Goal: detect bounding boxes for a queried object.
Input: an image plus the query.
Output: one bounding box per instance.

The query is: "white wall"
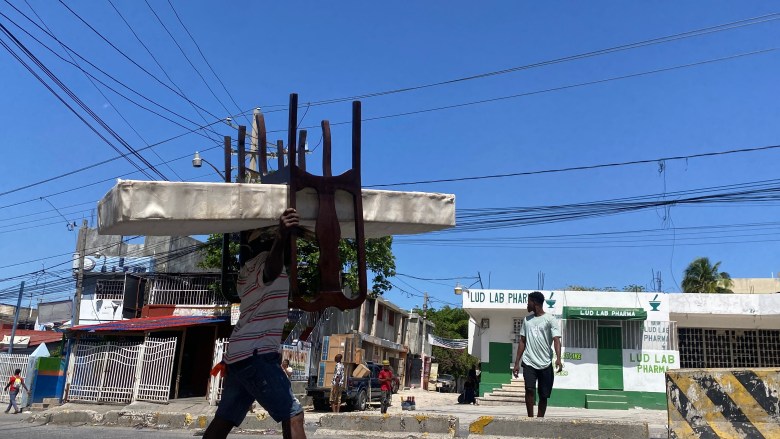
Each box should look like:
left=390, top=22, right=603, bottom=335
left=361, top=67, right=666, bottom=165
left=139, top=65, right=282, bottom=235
left=78, top=295, right=123, bottom=325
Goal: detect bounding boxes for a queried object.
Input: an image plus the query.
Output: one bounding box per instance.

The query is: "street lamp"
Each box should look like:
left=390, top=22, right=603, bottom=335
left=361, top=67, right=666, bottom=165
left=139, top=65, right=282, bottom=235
left=192, top=151, right=226, bottom=180
left=454, top=282, right=465, bottom=295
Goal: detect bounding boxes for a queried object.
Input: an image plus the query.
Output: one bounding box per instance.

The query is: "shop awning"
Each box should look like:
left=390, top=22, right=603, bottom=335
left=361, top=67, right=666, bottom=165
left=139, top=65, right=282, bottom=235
left=562, top=306, right=647, bottom=321
left=68, top=315, right=228, bottom=333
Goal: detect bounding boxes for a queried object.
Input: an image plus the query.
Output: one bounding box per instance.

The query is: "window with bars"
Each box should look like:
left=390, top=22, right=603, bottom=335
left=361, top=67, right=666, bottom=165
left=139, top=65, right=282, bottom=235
left=678, top=328, right=780, bottom=368
left=561, top=319, right=597, bottom=348
left=95, top=279, right=125, bottom=301
left=512, top=318, right=524, bottom=343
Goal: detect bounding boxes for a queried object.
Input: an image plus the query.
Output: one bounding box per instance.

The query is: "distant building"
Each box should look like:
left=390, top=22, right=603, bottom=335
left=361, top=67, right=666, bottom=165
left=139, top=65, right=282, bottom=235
left=463, top=289, right=780, bottom=410
left=73, top=227, right=220, bottom=325
left=730, top=277, right=780, bottom=294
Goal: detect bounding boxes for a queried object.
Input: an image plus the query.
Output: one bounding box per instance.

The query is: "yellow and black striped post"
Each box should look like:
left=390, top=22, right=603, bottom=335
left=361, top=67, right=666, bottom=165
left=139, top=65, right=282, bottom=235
left=666, top=368, right=780, bottom=438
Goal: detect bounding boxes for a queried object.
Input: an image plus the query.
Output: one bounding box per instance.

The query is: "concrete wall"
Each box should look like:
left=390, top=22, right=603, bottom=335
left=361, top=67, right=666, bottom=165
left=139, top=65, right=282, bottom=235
left=731, top=277, right=780, bottom=294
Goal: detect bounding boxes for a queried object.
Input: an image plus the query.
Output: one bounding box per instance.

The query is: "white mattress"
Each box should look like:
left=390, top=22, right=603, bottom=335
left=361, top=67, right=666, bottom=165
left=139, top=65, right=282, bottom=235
left=98, top=180, right=455, bottom=238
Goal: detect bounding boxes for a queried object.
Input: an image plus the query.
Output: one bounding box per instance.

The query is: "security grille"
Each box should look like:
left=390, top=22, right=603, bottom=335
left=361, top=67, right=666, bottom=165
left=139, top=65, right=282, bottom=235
left=678, top=328, right=780, bottom=368
left=0, top=354, right=30, bottom=405
left=95, top=279, right=125, bottom=301
left=147, top=274, right=224, bottom=305
left=561, top=319, right=597, bottom=348
left=67, top=337, right=177, bottom=404
left=512, top=318, right=524, bottom=343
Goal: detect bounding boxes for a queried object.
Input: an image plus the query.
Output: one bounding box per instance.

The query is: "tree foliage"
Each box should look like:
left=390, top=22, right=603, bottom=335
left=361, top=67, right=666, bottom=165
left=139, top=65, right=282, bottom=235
left=424, top=306, right=478, bottom=378
left=682, top=257, right=734, bottom=294
left=567, top=285, right=618, bottom=292
left=197, top=233, right=396, bottom=300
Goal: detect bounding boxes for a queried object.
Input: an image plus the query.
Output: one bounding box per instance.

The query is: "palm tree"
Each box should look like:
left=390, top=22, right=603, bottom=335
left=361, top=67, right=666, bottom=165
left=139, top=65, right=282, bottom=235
left=682, top=257, right=734, bottom=294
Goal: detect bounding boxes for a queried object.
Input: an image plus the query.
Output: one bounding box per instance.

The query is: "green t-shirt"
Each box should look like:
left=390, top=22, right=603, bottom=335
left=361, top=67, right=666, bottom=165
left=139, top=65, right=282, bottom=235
left=521, top=312, right=561, bottom=370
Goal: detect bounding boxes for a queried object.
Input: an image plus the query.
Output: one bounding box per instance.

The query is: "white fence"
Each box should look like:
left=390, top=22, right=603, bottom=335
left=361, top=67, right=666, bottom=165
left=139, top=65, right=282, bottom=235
left=67, top=337, right=177, bottom=404
left=0, top=354, right=30, bottom=406
left=208, top=338, right=227, bottom=406
left=207, top=339, right=312, bottom=405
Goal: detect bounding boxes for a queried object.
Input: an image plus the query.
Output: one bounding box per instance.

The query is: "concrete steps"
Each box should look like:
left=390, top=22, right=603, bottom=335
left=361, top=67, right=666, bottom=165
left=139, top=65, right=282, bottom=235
left=30, top=398, right=62, bottom=412
left=585, top=393, right=629, bottom=410
left=477, top=378, right=526, bottom=405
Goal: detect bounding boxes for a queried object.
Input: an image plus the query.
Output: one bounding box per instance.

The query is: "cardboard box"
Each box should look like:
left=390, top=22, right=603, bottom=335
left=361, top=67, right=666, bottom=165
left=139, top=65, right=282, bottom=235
left=316, top=361, right=338, bottom=387
left=352, top=363, right=370, bottom=378
left=353, top=348, right=364, bottom=365
left=322, top=334, right=360, bottom=363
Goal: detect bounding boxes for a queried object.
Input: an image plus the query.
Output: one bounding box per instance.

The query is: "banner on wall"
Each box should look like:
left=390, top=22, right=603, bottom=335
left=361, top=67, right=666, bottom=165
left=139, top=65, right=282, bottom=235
left=552, top=348, right=599, bottom=390
left=282, top=341, right=312, bottom=381
left=623, top=349, right=679, bottom=392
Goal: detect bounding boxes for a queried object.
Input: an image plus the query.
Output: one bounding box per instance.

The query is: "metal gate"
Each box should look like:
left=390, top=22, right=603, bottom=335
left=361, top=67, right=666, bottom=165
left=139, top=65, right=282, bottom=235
left=135, top=338, right=177, bottom=402
left=208, top=338, right=228, bottom=405
left=68, top=337, right=177, bottom=404
left=0, top=354, right=30, bottom=404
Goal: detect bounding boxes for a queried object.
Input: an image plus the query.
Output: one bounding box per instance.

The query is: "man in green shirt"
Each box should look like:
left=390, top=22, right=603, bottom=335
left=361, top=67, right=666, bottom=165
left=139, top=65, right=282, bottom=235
left=513, top=291, right=562, bottom=418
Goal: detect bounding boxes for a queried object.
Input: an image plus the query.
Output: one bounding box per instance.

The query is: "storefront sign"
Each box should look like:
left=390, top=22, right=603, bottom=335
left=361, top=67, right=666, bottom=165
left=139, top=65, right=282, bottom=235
left=282, top=341, right=312, bottom=381
left=563, top=307, right=647, bottom=321
left=623, top=349, right=679, bottom=392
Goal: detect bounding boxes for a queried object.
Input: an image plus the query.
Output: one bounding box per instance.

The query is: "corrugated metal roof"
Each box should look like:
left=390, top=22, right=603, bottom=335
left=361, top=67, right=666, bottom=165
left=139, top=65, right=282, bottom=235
left=0, top=329, right=63, bottom=346
left=69, top=315, right=227, bottom=333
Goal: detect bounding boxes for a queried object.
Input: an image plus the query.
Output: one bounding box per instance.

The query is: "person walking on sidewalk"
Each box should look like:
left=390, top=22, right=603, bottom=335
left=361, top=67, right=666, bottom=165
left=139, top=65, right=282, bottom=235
left=204, top=209, right=306, bottom=439
left=4, top=369, right=28, bottom=414
left=513, top=291, right=562, bottom=418
left=378, top=360, right=394, bottom=414
left=330, top=354, right=345, bottom=413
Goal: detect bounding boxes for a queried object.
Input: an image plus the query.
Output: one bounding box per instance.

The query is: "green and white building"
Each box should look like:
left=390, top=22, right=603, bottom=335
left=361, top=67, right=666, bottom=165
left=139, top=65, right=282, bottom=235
left=463, top=289, right=780, bottom=409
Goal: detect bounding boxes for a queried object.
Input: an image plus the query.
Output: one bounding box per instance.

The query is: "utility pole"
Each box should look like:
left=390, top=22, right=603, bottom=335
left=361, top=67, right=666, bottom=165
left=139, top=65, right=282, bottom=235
left=73, top=219, right=88, bottom=327
left=9, top=281, right=25, bottom=355
left=420, top=291, right=429, bottom=389
left=221, top=136, right=232, bottom=300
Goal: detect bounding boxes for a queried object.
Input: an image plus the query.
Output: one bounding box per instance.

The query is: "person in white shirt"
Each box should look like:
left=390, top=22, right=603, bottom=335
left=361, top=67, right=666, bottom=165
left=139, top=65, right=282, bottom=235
left=330, top=354, right=345, bottom=412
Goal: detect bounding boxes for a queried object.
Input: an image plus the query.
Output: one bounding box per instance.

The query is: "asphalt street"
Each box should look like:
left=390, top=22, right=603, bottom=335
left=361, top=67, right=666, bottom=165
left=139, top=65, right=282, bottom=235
left=0, top=416, right=327, bottom=439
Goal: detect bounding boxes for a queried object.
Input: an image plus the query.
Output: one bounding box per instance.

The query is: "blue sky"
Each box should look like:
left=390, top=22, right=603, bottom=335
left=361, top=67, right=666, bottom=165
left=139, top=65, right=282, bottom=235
left=1, top=1, right=779, bottom=311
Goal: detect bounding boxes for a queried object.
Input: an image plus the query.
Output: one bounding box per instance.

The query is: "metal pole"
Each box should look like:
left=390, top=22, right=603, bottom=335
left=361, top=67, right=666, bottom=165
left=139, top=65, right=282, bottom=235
left=8, top=281, right=25, bottom=354
left=221, top=136, right=232, bottom=299
left=73, top=219, right=88, bottom=326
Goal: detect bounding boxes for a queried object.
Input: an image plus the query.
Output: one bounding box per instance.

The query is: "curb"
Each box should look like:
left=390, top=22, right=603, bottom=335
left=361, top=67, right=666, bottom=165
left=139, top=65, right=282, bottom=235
left=468, top=415, right=649, bottom=439
left=29, top=409, right=282, bottom=431
left=317, top=413, right=458, bottom=438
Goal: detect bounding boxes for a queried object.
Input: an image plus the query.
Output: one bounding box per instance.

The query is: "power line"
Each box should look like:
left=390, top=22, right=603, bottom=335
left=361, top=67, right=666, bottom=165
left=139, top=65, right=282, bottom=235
left=143, top=0, right=236, bottom=124
left=369, top=140, right=780, bottom=188
left=57, top=0, right=223, bottom=123
left=300, top=13, right=780, bottom=109
left=165, top=0, right=248, bottom=125
left=0, top=22, right=163, bottom=180
left=105, top=0, right=222, bottom=146
left=0, top=5, right=229, bottom=143
left=22, top=0, right=185, bottom=182
left=235, top=12, right=780, bottom=134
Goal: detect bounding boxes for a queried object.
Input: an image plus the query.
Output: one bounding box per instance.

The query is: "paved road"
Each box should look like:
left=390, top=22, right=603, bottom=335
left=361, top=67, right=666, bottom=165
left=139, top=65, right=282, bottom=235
left=0, top=416, right=327, bottom=439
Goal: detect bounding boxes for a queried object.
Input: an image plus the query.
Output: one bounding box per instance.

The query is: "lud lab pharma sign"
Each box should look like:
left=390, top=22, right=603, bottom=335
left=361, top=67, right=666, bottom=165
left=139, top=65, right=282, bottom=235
left=563, top=306, right=647, bottom=321
left=464, top=290, right=531, bottom=308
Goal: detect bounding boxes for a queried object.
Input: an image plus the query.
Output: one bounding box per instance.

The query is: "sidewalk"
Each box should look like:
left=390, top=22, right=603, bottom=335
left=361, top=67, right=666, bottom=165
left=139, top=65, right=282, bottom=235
left=24, top=388, right=666, bottom=437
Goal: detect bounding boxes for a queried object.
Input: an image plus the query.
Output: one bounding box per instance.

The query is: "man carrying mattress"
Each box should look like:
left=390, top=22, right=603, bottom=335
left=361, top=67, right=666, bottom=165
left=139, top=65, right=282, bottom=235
left=205, top=208, right=305, bottom=439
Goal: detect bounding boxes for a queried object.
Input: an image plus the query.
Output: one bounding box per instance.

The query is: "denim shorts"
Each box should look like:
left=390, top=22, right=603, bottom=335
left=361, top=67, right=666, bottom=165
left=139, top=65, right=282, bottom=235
left=216, top=352, right=303, bottom=425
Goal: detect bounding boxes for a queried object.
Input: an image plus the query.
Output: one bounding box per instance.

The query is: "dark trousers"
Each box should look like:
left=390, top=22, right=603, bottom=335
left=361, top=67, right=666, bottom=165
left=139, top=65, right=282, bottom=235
left=380, top=390, right=392, bottom=414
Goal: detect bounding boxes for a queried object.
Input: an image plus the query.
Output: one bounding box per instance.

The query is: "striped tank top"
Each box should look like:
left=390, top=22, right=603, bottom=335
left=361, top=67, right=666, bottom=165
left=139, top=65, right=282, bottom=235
left=224, top=252, right=289, bottom=364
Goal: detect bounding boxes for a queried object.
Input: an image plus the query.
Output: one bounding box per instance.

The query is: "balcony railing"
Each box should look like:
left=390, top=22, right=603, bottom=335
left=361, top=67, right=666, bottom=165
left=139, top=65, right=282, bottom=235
left=147, top=274, right=227, bottom=306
